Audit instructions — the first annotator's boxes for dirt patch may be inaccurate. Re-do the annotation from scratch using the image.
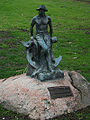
[0,31,14,42]
[5,41,18,48]
[0,28,29,42]
[0,32,19,50]
[17,28,29,33]
[76,27,90,31]
[85,31,90,35]
[70,27,90,31]
[0,29,29,50]
[76,27,90,35]
[53,23,62,28]
[70,27,90,35]
[0,56,6,60]
[54,106,90,120]
[74,0,90,4]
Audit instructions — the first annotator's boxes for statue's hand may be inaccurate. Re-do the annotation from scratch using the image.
[52,36,57,43]
[50,37,52,40]
[31,36,33,41]
[50,37,52,43]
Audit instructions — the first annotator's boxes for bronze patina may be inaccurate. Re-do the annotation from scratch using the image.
[22,5,64,81]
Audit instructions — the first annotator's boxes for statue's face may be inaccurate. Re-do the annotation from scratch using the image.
[39,9,45,16]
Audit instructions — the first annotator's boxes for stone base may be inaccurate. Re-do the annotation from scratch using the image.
[27,63,64,81]
[37,69,64,81]
[0,71,90,120]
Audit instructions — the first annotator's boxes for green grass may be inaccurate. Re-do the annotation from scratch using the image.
[0,104,90,120]
[0,0,90,119]
[0,104,29,120]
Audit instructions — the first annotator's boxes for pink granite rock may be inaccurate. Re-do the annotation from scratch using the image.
[0,71,90,120]
[68,71,90,107]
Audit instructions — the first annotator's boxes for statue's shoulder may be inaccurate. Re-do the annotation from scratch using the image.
[47,16,51,19]
[47,16,51,22]
[32,15,38,21]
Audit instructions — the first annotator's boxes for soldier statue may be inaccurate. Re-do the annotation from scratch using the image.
[22,5,64,81]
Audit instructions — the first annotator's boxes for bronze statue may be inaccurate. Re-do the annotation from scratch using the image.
[22,5,64,81]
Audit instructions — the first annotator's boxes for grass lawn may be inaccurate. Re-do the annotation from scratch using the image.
[0,0,90,119]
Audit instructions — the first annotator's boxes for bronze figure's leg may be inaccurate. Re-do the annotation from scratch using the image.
[44,34,54,72]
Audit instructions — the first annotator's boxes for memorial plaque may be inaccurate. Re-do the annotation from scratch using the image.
[48,86,73,99]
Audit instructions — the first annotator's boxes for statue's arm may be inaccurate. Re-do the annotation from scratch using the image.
[30,17,36,39]
[48,16,53,38]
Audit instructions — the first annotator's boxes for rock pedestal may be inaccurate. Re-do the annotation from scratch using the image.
[0,71,90,120]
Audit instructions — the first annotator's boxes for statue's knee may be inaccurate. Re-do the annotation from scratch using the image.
[43,46,48,53]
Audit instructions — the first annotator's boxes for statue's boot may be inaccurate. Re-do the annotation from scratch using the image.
[48,66,54,72]
[46,51,54,72]
[51,54,55,63]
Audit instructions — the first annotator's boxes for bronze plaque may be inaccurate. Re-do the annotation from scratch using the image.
[48,86,73,99]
